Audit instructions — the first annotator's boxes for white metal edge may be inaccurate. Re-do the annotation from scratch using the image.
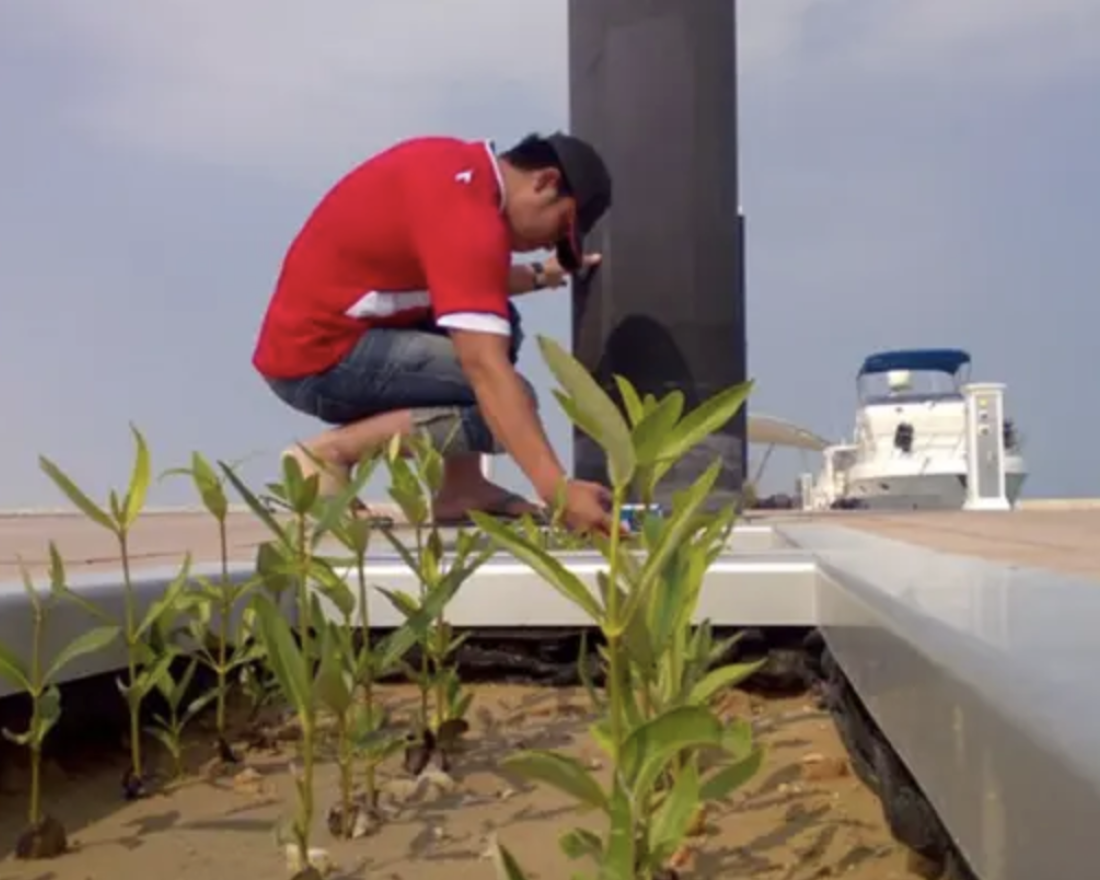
[778,521,1100,880]
[0,551,817,698]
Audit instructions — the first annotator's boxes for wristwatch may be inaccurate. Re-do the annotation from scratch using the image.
[530,261,546,290]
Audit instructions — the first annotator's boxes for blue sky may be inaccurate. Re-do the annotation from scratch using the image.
[1,0,1098,508]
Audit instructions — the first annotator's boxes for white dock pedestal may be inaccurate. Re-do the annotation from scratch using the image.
[963,382,1011,511]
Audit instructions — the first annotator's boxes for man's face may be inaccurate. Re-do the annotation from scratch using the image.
[506,168,577,254]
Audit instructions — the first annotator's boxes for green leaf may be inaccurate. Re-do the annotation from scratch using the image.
[653,380,752,485]
[122,424,152,530]
[252,594,312,716]
[312,452,379,542]
[133,651,177,702]
[310,558,357,620]
[378,528,422,577]
[35,685,63,742]
[721,716,755,758]
[560,827,604,861]
[38,455,116,532]
[281,448,321,516]
[598,783,636,880]
[624,459,723,625]
[699,746,764,802]
[632,391,685,465]
[589,718,614,758]
[538,334,636,490]
[649,758,701,863]
[469,513,604,623]
[0,642,30,692]
[136,554,193,640]
[489,837,532,880]
[46,542,67,596]
[313,623,353,715]
[14,560,43,616]
[620,705,725,796]
[577,630,604,711]
[552,390,608,455]
[385,456,429,526]
[220,461,288,542]
[255,541,294,595]
[501,750,608,812]
[44,625,121,682]
[612,374,644,427]
[687,659,765,706]
[191,452,229,521]
[147,726,182,757]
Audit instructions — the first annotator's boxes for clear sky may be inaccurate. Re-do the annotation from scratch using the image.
[2,0,1098,508]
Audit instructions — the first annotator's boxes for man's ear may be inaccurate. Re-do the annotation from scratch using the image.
[533,167,563,194]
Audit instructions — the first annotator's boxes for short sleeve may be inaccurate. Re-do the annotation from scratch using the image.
[413,184,513,336]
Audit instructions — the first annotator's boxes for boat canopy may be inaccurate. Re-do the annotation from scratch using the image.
[857,348,972,377]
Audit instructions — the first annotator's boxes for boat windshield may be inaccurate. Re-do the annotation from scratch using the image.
[856,348,971,405]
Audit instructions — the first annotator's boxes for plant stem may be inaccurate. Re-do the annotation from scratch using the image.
[432,544,447,729]
[605,490,627,765]
[216,516,230,738]
[28,603,43,825]
[338,715,352,837]
[119,530,142,779]
[355,554,377,801]
[415,526,429,733]
[29,744,41,825]
[294,512,316,869]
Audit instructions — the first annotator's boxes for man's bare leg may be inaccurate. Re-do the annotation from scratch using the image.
[283,410,541,520]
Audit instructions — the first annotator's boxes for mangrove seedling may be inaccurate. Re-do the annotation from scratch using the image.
[39,424,191,797]
[163,451,266,762]
[230,451,327,873]
[146,656,219,781]
[380,432,492,773]
[0,548,120,859]
[305,450,409,812]
[221,451,420,867]
[477,336,763,880]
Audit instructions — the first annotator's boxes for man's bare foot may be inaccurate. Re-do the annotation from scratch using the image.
[281,444,351,496]
[431,482,544,524]
[281,447,397,523]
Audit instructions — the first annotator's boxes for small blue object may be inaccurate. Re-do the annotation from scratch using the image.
[620,504,665,531]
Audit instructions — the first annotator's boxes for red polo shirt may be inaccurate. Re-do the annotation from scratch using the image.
[252,137,513,380]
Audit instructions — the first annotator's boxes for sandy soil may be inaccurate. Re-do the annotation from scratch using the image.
[0,683,927,880]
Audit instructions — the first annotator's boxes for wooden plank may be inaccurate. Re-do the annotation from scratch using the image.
[829,510,1100,579]
[0,511,271,580]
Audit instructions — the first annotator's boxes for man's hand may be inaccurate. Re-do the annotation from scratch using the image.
[560,479,615,535]
[541,252,601,288]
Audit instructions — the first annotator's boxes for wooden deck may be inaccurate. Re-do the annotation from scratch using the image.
[760,509,1100,580]
[0,511,275,580]
[3,507,1099,582]
[837,509,1100,579]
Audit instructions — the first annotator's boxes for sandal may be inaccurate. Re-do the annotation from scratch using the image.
[431,490,549,528]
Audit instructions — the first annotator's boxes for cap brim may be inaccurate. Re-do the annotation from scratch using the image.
[556,210,583,272]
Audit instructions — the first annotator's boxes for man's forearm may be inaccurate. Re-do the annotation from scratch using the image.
[466,363,566,500]
[507,264,539,296]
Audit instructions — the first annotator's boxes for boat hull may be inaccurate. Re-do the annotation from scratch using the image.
[841,458,1028,511]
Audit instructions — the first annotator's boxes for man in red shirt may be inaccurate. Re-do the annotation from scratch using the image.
[253,132,615,533]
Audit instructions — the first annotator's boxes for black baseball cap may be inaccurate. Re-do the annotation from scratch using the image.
[544,132,613,273]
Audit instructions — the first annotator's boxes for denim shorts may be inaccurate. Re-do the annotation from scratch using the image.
[264,303,536,456]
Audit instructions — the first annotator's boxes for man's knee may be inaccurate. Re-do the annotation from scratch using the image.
[410,370,539,457]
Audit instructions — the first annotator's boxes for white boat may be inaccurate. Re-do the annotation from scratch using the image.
[806,348,1027,511]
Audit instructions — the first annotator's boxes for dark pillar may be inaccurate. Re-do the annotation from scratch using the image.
[568,0,748,509]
